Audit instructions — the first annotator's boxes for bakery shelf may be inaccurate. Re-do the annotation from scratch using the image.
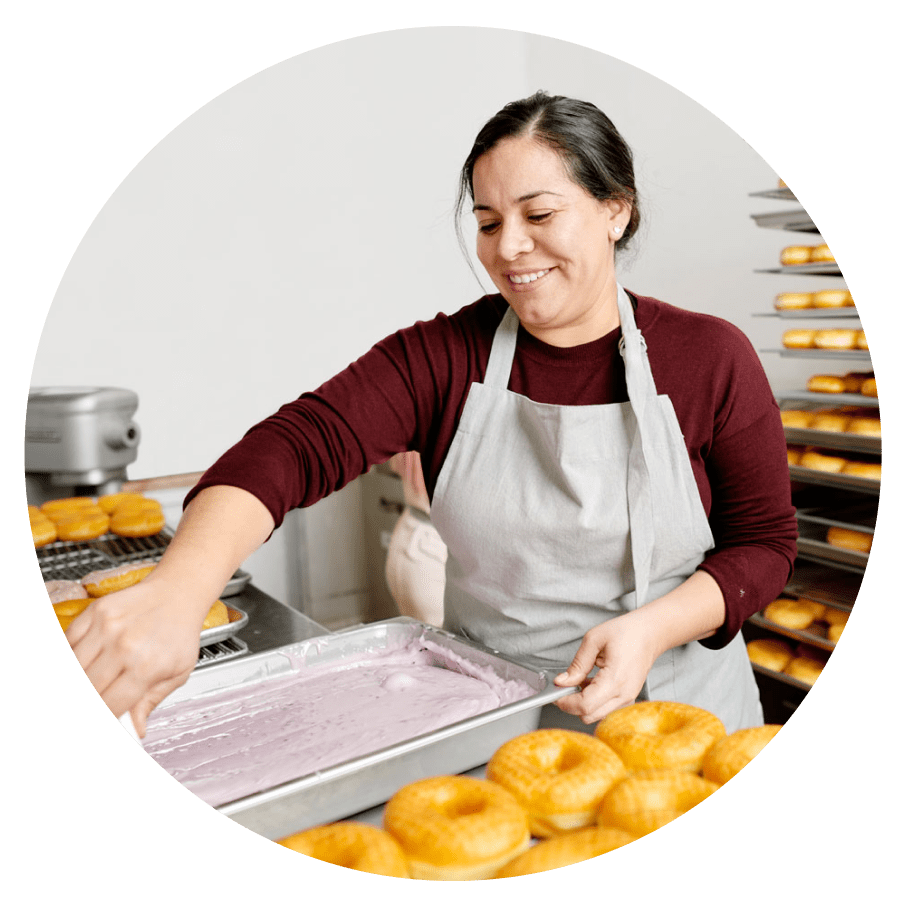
[756,263,842,277]
[749,661,821,693]
[777,390,878,407]
[762,348,872,361]
[788,465,880,497]
[784,560,861,610]
[748,613,835,654]
[754,309,860,319]
[783,427,881,455]
[749,187,798,202]
[750,210,818,233]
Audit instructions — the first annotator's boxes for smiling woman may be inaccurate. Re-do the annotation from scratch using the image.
[65,89,797,741]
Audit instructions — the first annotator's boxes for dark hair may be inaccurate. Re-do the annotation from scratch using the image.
[455,91,641,254]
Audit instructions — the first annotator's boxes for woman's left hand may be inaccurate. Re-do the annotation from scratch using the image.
[552,610,659,723]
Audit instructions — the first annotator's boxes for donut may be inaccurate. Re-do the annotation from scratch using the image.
[53,598,92,620]
[597,769,719,837]
[593,701,725,774]
[39,497,98,518]
[826,526,873,553]
[809,243,835,263]
[746,638,793,672]
[202,600,230,630]
[799,450,847,472]
[811,289,853,308]
[485,729,627,838]
[806,375,846,394]
[828,622,845,644]
[842,372,873,393]
[813,329,858,350]
[861,377,877,397]
[824,607,850,627]
[782,328,816,349]
[494,826,637,878]
[109,503,166,538]
[780,245,811,266]
[98,492,154,515]
[383,775,530,881]
[808,410,851,432]
[81,561,157,597]
[277,822,410,878]
[763,597,826,630]
[53,510,110,541]
[45,579,89,604]
[846,415,881,437]
[841,461,881,480]
[786,446,804,466]
[856,330,869,350]
[779,409,813,428]
[774,292,814,310]
[783,655,826,686]
[31,515,57,547]
[701,725,783,785]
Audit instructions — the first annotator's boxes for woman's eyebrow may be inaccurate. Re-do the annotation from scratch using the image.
[472,190,562,213]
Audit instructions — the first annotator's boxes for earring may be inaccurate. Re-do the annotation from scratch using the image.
[614,226,622,235]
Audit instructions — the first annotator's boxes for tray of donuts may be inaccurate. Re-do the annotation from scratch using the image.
[781,405,880,454]
[787,446,881,493]
[272,699,783,880]
[771,288,855,315]
[795,508,874,569]
[777,327,869,357]
[45,565,248,646]
[747,621,834,691]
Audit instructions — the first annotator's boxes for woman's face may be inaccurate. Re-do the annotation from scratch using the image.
[472,136,629,347]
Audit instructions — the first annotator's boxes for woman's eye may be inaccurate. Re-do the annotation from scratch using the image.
[478,222,500,234]
[528,212,552,223]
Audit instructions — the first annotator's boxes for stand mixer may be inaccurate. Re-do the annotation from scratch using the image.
[24,387,141,506]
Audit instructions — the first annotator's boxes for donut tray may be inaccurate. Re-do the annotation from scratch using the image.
[145,617,572,840]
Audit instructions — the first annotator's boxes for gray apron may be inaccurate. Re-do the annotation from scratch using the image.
[431,287,763,732]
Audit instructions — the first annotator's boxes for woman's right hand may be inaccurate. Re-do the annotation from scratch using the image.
[65,573,211,737]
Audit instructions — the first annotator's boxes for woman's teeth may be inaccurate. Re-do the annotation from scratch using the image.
[508,269,550,284]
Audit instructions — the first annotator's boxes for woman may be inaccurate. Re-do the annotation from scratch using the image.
[66,92,797,738]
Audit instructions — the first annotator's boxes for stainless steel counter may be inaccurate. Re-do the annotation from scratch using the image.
[226,584,329,654]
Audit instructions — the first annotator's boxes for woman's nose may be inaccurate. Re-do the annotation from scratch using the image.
[497,219,534,260]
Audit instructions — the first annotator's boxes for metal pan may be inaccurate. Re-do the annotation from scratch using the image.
[147,617,574,839]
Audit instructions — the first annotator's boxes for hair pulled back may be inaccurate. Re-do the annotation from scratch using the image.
[456,91,640,252]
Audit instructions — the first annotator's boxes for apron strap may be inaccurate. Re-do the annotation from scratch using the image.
[483,306,520,389]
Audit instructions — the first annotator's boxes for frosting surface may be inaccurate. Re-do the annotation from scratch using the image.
[142,637,536,807]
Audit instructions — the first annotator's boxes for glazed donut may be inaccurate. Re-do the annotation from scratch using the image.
[277,822,410,878]
[109,503,166,537]
[811,289,853,308]
[808,410,851,433]
[98,492,154,515]
[81,561,157,597]
[53,598,92,621]
[826,526,873,553]
[813,329,858,350]
[774,292,814,310]
[780,245,811,266]
[45,579,88,604]
[593,701,725,774]
[799,450,848,473]
[53,510,110,541]
[809,243,835,263]
[746,638,793,672]
[494,826,637,878]
[701,724,783,785]
[597,769,719,837]
[861,377,877,397]
[763,597,826,630]
[783,655,826,686]
[828,622,845,644]
[779,409,813,429]
[856,330,869,350]
[383,775,530,881]
[841,461,881,480]
[846,415,881,437]
[806,375,846,394]
[202,600,230,630]
[486,729,627,838]
[31,514,57,547]
[782,328,816,349]
[39,497,98,518]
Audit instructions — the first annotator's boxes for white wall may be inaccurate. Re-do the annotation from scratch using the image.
[29,28,841,610]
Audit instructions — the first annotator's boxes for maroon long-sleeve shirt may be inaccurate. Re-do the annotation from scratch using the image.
[186,291,797,648]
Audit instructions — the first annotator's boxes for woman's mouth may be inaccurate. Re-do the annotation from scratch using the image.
[507,268,551,285]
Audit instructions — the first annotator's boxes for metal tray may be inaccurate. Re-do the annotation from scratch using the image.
[199,605,249,647]
[147,617,573,839]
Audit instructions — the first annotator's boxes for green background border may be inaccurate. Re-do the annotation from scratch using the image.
[2,0,905,902]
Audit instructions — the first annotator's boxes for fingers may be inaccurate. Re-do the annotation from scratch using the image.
[553,629,606,686]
